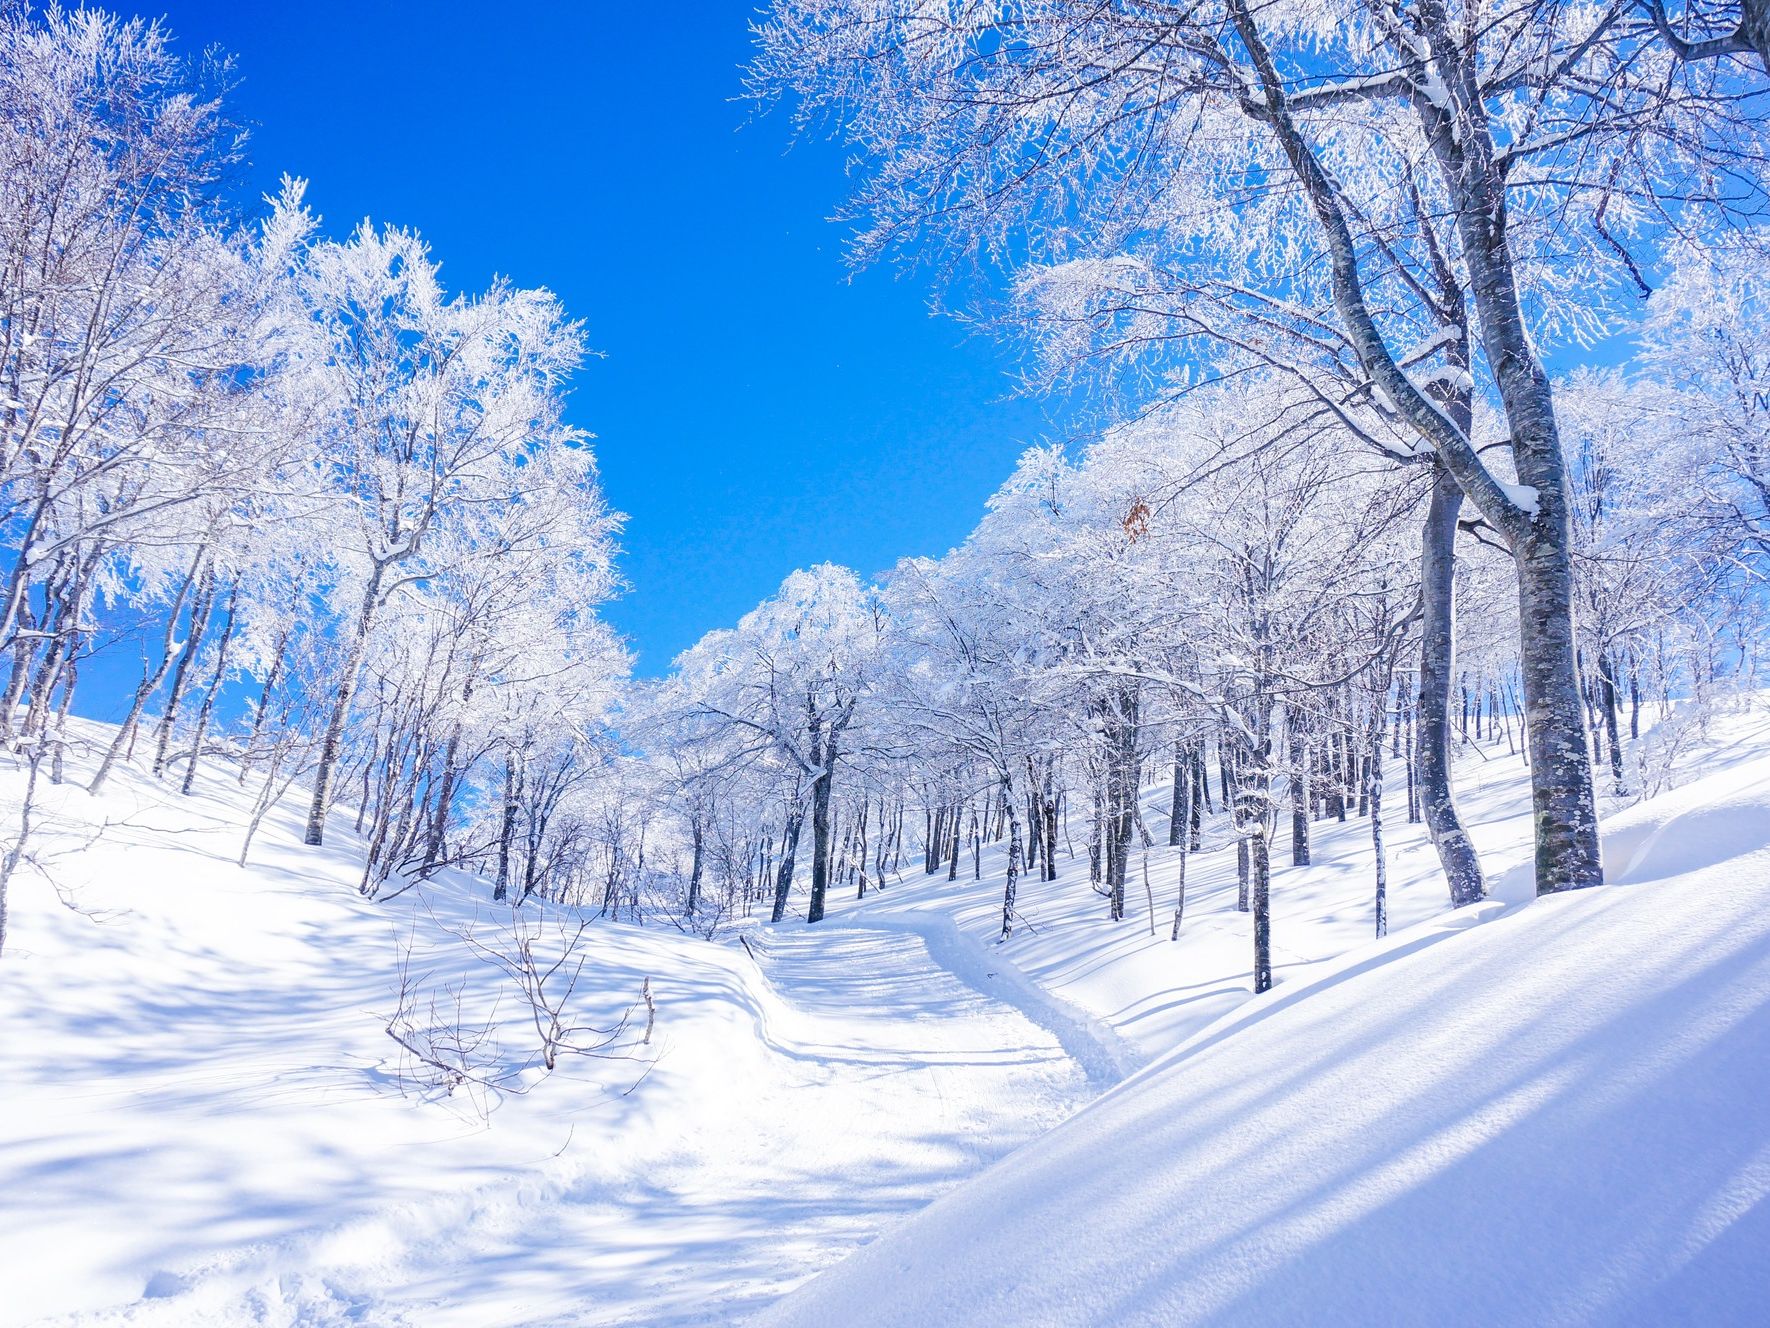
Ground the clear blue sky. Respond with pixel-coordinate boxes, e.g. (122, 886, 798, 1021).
(109, 0, 1076, 675)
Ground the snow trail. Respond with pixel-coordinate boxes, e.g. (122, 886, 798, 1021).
(756, 727, 1770, 1328)
(0, 741, 1094, 1327)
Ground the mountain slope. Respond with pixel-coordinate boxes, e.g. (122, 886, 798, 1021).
(755, 740, 1770, 1327)
(0, 723, 1091, 1327)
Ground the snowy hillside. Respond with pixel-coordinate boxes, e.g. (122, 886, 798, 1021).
(5, 704, 1769, 1326)
(0, 723, 1091, 1327)
(760, 703, 1770, 1327)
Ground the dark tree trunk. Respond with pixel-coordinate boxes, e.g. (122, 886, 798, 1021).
(807, 727, 838, 923)
(1288, 711, 1310, 867)
(493, 751, 519, 902)
(1251, 832, 1272, 994)
(0, 594, 37, 738)
(1043, 784, 1060, 880)
(1371, 679, 1393, 939)
(305, 566, 385, 847)
(1189, 744, 1205, 849)
(1512, 530, 1604, 892)
(687, 818, 704, 915)
(47, 650, 78, 785)
(421, 726, 466, 873)
(1168, 744, 1185, 847)
(1628, 648, 1642, 741)
(1417, 466, 1487, 907)
(945, 798, 961, 881)
(771, 810, 803, 924)
(1597, 650, 1627, 794)
(999, 776, 1023, 939)
(1170, 757, 1190, 941)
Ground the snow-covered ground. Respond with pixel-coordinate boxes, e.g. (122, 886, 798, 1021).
(762, 700, 1770, 1326)
(0, 724, 1090, 1327)
(812, 710, 1620, 1067)
(4, 699, 1769, 1325)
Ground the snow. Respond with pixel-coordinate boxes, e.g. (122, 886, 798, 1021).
(0, 722, 1089, 1327)
(6, 702, 1770, 1325)
(1399, 325, 1463, 364)
(1499, 480, 1541, 515)
(758, 701, 1770, 1326)
(1418, 364, 1475, 395)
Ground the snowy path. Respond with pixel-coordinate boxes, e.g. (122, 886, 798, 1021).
(469, 922, 1097, 1328)
(0, 758, 1095, 1328)
(754, 719, 1770, 1327)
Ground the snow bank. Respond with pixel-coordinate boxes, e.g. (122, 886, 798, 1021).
(757, 737, 1770, 1327)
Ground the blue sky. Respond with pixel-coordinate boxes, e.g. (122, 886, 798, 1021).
(106, 0, 1076, 676)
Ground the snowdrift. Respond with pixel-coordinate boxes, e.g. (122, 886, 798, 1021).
(758, 740, 1770, 1327)
(0, 723, 1091, 1327)
(6, 706, 1769, 1325)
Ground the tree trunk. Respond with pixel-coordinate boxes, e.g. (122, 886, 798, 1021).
(1371, 681, 1392, 939)
(999, 777, 1023, 939)
(1628, 648, 1642, 742)
(807, 757, 835, 924)
(1597, 650, 1627, 795)
(1251, 832, 1272, 994)
(47, 651, 78, 785)
(1417, 466, 1487, 907)
(1288, 711, 1310, 867)
(1189, 743, 1205, 849)
(1168, 744, 1185, 847)
(0, 594, 38, 739)
(493, 751, 519, 902)
(1043, 784, 1060, 880)
(304, 567, 384, 847)
(771, 810, 803, 924)
(0, 752, 45, 959)
(1513, 532, 1605, 892)
(1170, 758, 1190, 940)
(945, 797, 961, 881)
(687, 817, 704, 916)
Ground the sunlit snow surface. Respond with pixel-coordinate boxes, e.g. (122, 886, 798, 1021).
(762, 702, 1770, 1327)
(4, 701, 1769, 1326)
(0, 724, 1088, 1326)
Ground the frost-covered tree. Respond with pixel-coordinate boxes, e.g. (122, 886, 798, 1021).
(671, 565, 886, 923)
(752, 0, 1769, 894)
(295, 222, 599, 847)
